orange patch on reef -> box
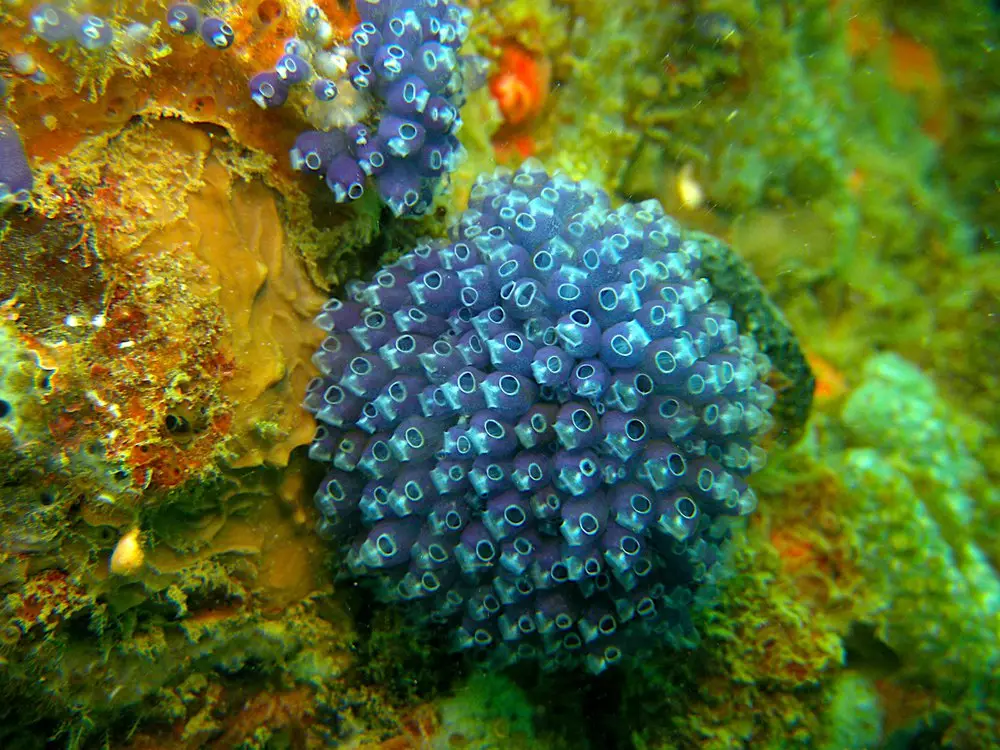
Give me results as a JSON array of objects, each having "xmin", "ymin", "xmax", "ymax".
[
  {"xmin": 489, "ymin": 41, "xmax": 550, "ymax": 159},
  {"xmin": 204, "ymin": 687, "xmax": 316, "ymax": 749},
  {"xmin": 874, "ymin": 678, "xmax": 938, "ymax": 737},
  {"xmin": 844, "ymin": 12, "xmax": 950, "ymax": 142},
  {"xmin": 1, "ymin": 1, "xmax": 356, "ymax": 172},
  {"xmin": 886, "ymin": 34, "xmax": 942, "ymax": 95},
  {"xmin": 493, "ymin": 132, "xmax": 537, "ymax": 161},
  {"xmin": 376, "ymin": 705, "xmax": 441, "ymax": 749},
  {"xmin": 770, "ymin": 529, "xmax": 816, "ymax": 574},
  {"xmin": 16, "ymin": 570, "xmax": 90, "ymax": 631},
  {"xmin": 124, "ymin": 426, "xmax": 230, "ymax": 489},
  {"xmin": 845, "ymin": 15, "xmax": 882, "ymax": 58},
  {"xmin": 846, "ymin": 168, "xmax": 866, "ymax": 195},
  {"xmin": 805, "ymin": 351, "xmax": 847, "ymax": 402},
  {"xmin": 490, "ymin": 42, "xmax": 549, "ymax": 126}
]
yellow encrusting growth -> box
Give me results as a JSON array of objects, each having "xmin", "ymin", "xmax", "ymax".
[{"xmin": 109, "ymin": 528, "xmax": 144, "ymax": 575}]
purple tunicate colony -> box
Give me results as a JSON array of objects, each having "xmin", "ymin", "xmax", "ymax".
[
  {"xmin": 277, "ymin": 0, "xmax": 471, "ymax": 217},
  {"xmin": 303, "ymin": 162, "xmax": 775, "ymax": 673},
  {"xmin": 27, "ymin": 3, "xmax": 234, "ymax": 52},
  {"xmin": 0, "ymin": 116, "xmax": 33, "ymax": 205}
]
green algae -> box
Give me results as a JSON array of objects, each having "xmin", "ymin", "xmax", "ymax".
[
  {"xmin": 817, "ymin": 671, "xmax": 884, "ymax": 750},
  {"xmin": 435, "ymin": 673, "xmax": 541, "ymax": 748},
  {"xmin": 620, "ymin": 539, "xmax": 845, "ymax": 749},
  {"xmin": 691, "ymin": 231, "xmax": 815, "ymax": 443},
  {"xmin": 880, "ymin": 0, "xmax": 1000, "ymax": 246},
  {"xmin": 840, "ymin": 354, "xmax": 1000, "ymax": 688}
]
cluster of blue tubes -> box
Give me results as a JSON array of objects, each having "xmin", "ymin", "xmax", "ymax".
[
  {"xmin": 286, "ymin": 0, "xmax": 470, "ymax": 217},
  {"xmin": 164, "ymin": 3, "xmax": 235, "ymax": 49},
  {"xmin": 303, "ymin": 162, "xmax": 774, "ymax": 673},
  {"xmin": 28, "ymin": 3, "xmax": 234, "ymax": 52},
  {"xmin": 0, "ymin": 116, "xmax": 33, "ymax": 205},
  {"xmin": 29, "ymin": 3, "xmax": 115, "ymax": 50}
]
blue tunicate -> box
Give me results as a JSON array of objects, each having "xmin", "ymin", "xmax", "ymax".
[
  {"xmin": 355, "ymin": 0, "xmax": 392, "ymax": 27},
  {"xmin": 384, "ymin": 11, "xmax": 423, "ymax": 49},
  {"xmin": 283, "ymin": 38, "xmax": 308, "ymax": 56},
  {"xmin": 348, "ymin": 60, "xmax": 373, "ymax": 90},
  {"xmin": 290, "ymin": 130, "xmax": 348, "ymax": 175},
  {"xmin": 75, "ymin": 15, "xmax": 114, "ymax": 50},
  {"xmin": 290, "ymin": 0, "xmax": 471, "ymax": 216},
  {"xmin": 0, "ymin": 116, "xmax": 34, "ymax": 205},
  {"xmin": 312, "ymin": 78, "xmax": 339, "ymax": 102},
  {"xmin": 276, "ymin": 53, "xmax": 311, "ymax": 84},
  {"xmin": 416, "ymin": 135, "xmax": 455, "ymax": 177},
  {"xmin": 305, "ymin": 162, "xmax": 773, "ymax": 672},
  {"xmin": 347, "ymin": 123, "xmax": 371, "ymax": 150},
  {"xmin": 351, "ymin": 22, "xmax": 383, "ymax": 63},
  {"xmin": 248, "ymin": 71, "xmax": 289, "ymax": 109},
  {"xmin": 377, "ymin": 160, "xmax": 423, "ymax": 218},
  {"xmin": 30, "ymin": 3, "xmax": 77, "ymax": 43},
  {"xmin": 459, "ymin": 53, "xmax": 490, "ymax": 91},
  {"xmin": 414, "ymin": 42, "xmax": 458, "ymax": 94},
  {"xmin": 385, "ymin": 76, "xmax": 431, "ymax": 117},
  {"xmin": 354, "ymin": 135, "xmax": 388, "ymax": 176},
  {"xmin": 378, "ymin": 115, "xmax": 426, "ymax": 158},
  {"xmin": 325, "ymin": 154, "xmax": 366, "ymax": 203},
  {"xmin": 373, "ymin": 43, "xmax": 413, "ymax": 82},
  {"xmin": 422, "ymin": 95, "xmax": 458, "ymax": 133},
  {"xmin": 200, "ymin": 17, "xmax": 234, "ymax": 49},
  {"xmin": 166, "ymin": 3, "xmax": 200, "ymax": 35}
]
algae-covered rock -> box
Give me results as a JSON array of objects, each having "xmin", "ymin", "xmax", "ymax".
[
  {"xmin": 0, "ymin": 0, "xmax": 996, "ymax": 747},
  {"xmin": 817, "ymin": 671, "xmax": 884, "ymax": 750},
  {"xmin": 690, "ymin": 231, "xmax": 815, "ymax": 444},
  {"xmin": 840, "ymin": 355, "xmax": 1000, "ymax": 687}
]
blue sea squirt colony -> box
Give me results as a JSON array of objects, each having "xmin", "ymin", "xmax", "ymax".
[
  {"xmin": 276, "ymin": 0, "xmax": 472, "ymax": 216},
  {"xmin": 303, "ymin": 161, "xmax": 776, "ymax": 672},
  {"xmin": 7, "ymin": 0, "xmax": 472, "ymax": 217}
]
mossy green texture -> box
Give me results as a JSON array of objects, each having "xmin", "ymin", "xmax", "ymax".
[
  {"xmin": 623, "ymin": 0, "xmax": 970, "ymax": 246},
  {"xmin": 543, "ymin": 0, "xmax": 680, "ymax": 185},
  {"xmin": 0, "ymin": 320, "xmax": 52, "ymax": 452},
  {"xmin": 436, "ymin": 673, "xmax": 540, "ymax": 748},
  {"xmin": 623, "ymin": 537, "xmax": 844, "ymax": 749},
  {"xmin": 840, "ymin": 354, "xmax": 1000, "ymax": 687},
  {"xmin": 288, "ymin": 186, "xmax": 384, "ymax": 291},
  {"xmin": 613, "ymin": 0, "xmax": 976, "ymax": 383},
  {"xmin": 0, "ymin": 580, "xmax": 354, "ymax": 748},
  {"xmin": 690, "ymin": 231, "xmax": 814, "ymax": 444},
  {"xmin": 908, "ymin": 250, "xmax": 1000, "ymax": 430},
  {"xmin": 816, "ymin": 671, "xmax": 883, "ymax": 750},
  {"xmin": 881, "ymin": 0, "xmax": 1000, "ymax": 245}
]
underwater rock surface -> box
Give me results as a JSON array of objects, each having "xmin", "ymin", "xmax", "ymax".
[{"xmin": 0, "ymin": 0, "xmax": 997, "ymax": 747}]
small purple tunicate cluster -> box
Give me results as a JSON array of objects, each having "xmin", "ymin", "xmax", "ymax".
[
  {"xmin": 165, "ymin": 3, "xmax": 235, "ymax": 49},
  {"xmin": 29, "ymin": 3, "xmax": 114, "ymax": 50},
  {"xmin": 0, "ymin": 116, "xmax": 33, "ymax": 205},
  {"xmin": 285, "ymin": 0, "xmax": 470, "ymax": 217},
  {"xmin": 303, "ymin": 162, "xmax": 774, "ymax": 673},
  {"xmin": 28, "ymin": 3, "xmax": 234, "ymax": 52}
]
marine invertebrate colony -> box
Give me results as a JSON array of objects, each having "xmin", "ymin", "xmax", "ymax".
[
  {"xmin": 286, "ymin": 0, "xmax": 472, "ymax": 216},
  {"xmin": 0, "ymin": 116, "xmax": 33, "ymax": 205},
  {"xmin": 304, "ymin": 161, "xmax": 775, "ymax": 672}
]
